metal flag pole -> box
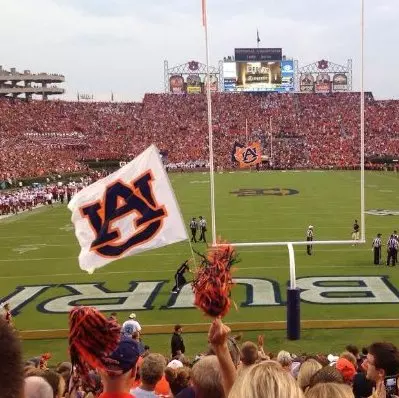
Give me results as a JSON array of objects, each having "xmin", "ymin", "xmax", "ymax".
[
  {"xmin": 360, "ymin": 0, "xmax": 366, "ymax": 242},
  {"xmin": 203, "ymin": 0, "xmax": 217, "ymax": 246}
]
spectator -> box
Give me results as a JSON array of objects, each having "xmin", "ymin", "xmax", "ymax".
[
  {"xmin": 171, "ymin": 324, "xmax": 185, "ymax": 358},
  {"xmin": 24, "ymin": 376, "xmax": 53, "ymax": 398},
  {"xmin": 229, "ymin": 361, "xmax": 304, "ymax": 398},
  {"xmin": 165, "ymin": 366, "xmax": 191, "ymax": 397},
  {"xmin": 305, "ymin": 382, "xmax": 354, "ymax": 398},
  {"xmin": 297, "ymin": 358, "xmax": 323, "ymax": 391},
  {"xmin": 0, "ymin": 316, "xmax": 24, "ymax": 398},
  {"xmin": 131, "ymin": 353, "xmax": 167, "ymax": 398},
  {"xmin": 365, "ymin": 342, "xmax": 399, "ymax": 396},
  {"xmin": 277, "ymin": 350, "xmax": 293, "ymax": 372},
  {"xmin": 238, "ymin": 341, "xmax": 259, "ymax": 374},
  {"xmin": 98, "ymin": 337, "xmax": 141, "ymax": 398},
  {"xmin": 336, "ymin": 357, "xmax": 357, "ymax": 384},
  {"xmin": 309, "ymin": 366, "xmax": 345, "ymax": 387}
]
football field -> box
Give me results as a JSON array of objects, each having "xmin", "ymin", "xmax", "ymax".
[{"xmin": 1, "ymin": 170, "xmax": 399, "ymax": 362}]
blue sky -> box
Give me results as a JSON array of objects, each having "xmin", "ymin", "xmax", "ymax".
[{"xmin": 0, "ymin": 0, "xmax": 397, "ymax": 101}]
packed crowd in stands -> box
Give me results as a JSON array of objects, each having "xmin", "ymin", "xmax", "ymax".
[
  {"xmin": 1, "ymin": 92, "xmax": 398, "ymax": 181},
  {"xmin": 2, "ymin": 306, "xmax": 399, "ymax": 398}
]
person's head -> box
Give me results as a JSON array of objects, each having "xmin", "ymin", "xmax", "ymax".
[
  {"xmin": 297, "ymin": 359, "xmax": 323, "ymax": 391},
  {"xmin": 191, "ymin": 355, "xmax": 224, "ymax": 398},
  {"xmin": 69, "ymin": 306, "xmax": 140, "ymax": 394},
  {"xmin": 37, "ymin": 370, "xmax": 66, "ymax": 398},
  {"xmin": 164, "ymin": 366, "xmax": 191, "ymax": 396},
  {"xmin": 229, "ymin": 360, "xmax": 304, "ymax": 398},
  {"xmin": 24, "ymin": 376, "xmax": 53, "ymax": 398},
  {"xmin": 309, "ymin": 366, "xmax": 344, "ymax": 388},
  {"xmin": 0, "ymin": 316, "xmax": 24, "ymax": 398},
  {"xmin": 129, "ymin": 313, "xmax": 136, "ymax": 320},
  {"xmin": 174, "ymin": 324, "xmax": 182, "ymax": 334},
  {"xmin": 355, "ymin": 219, "xmax": 358, "ymax": 223},
  {"xmin": 140, "ymin": 353, "xmax": 166, "ymax": 389},
  {"xmin": 199, "ymin": 216, "xmax": 203, "ymax": 219},
  {"xmin": 305, "ymin": 382, "xmax": 354, "ymax": 398},
  {"xmin": 192, "ymin": 217, "xmax": 196, "ymax": 221},
  {"xmin": 109, "ymin": 312, "xmax": 117, "ymax": 320},
  {"xmin": 345, "ymin": 345, "xmax": 360, "ymax": 359},
  {"xmin": 207, "ymin": 336, "xmax": 241, "ymax": 368},
  {"xmin": 336, "ymin": 358, "xmax": 356, "ymax": 384},
  {"xmin": 366, "ymin": 342, "xmax": 399, "ymax": 382},
  {"xmin": 3, "ymin": 302, "xmax": 10, "ymax": 311},
  {"xmin": 377, "ymin": 233, "xmax": 382, "ymax": 237},
  {"xmin": 340, "ymin": 351, "xmax": 357, "ymax": 367},
  {"xmin": 240, "ymin": 341, "xmax": 259, "ymax": 366},
  {"xmin": 394, "ymin": 230, "xmax": 397, "ymax": 234},
  {"xmin": 277, "ymin": 351, "xmax": 292, "ymax": 370},
  {"xmin": 56, "ymin": 361, "xmax": 72, "ymax": 387}
]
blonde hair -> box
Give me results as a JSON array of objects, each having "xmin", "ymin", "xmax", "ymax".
[
  {"xmin": 340, "ymin": 351, "xmax": 357, "ymax": 367},
  {"xmin": 277, "ymin": 351, "xmax": 292, "ymax": 368},
  {"xmin": 297, "ymin": 359, "xmax": 323, "ymax": 390},
  {"xmin": 229, "ymin": 361, "xmax": 304, "ymax": 398},
  {"xmin": 192, "ymin": 356, "xmax": 224, "ymax": 398},
  {"xmin": 305, "ymin": 382, "xmax": 354, "ymax": 398}
]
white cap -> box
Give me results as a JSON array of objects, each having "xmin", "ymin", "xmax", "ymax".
[
  {"xmin": 308, "ymin": 225, "xmax": 313, "ymax": 229},
  {"xmin": 129, "ymin": 313, "xmax": 136, "ymax": 319},
  {"xmin": 327, "ymin": 354, "xmax": 339, "ymax": 364},
  {"xmin": 167, "ymin": 359, "xmax": 183, "ymax": 369}
]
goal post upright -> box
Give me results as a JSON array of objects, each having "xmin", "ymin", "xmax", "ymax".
[{"xmin": 203, "ymin": 0, "xmax": 366, "ymax": 340}]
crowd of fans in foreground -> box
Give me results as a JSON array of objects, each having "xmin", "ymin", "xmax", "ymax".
[
  {"xmin": 3, "ymin": 308, "xmax": 399, "ymax": 398},
  {"xmin": 1, "ymin": 92, "xmax": 399, "ymax": 180}
]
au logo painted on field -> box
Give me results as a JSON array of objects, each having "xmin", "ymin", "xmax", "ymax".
[
  {"xmin": 80, "ymin": 171, "xmax": 167, "ymax": 258},
  {"xmin": 230, "ymin": 188, "xmax": 299, "ymax": 197}
]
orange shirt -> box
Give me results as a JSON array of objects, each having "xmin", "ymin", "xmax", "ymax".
[
  {"xmin": 155, "ymin": 375, "xmax": 171, "ymax": 396},
  {"xmin": 99, "ymin": 393, "xmax": 135, "ymax": 398}
]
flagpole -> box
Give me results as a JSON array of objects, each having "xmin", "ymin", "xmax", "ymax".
[
  {"xmin": 245, "ymin": 118, "xmax": 249, "ymax": 144},
  {"xmin": 203, "ymin": 0, "xmax": 217, "ymax": 246},
  {"xmin": 270, "ymin": 116, "xmax": 273, "ymax": 164},
  {"xmin": 360, "ymin": 0, "xmax": 365, "ymax": 242}
]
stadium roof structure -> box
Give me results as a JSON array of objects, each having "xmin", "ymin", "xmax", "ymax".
[
  {"xmin": 296, "ymin": 58, "xmax": 353, "ymax": 91},
  {"xmin": 0, "ymin": 65, "xmax": 65, "ymax": 100},
  {"xmin": 164, "ymin": 59, "xmax": 223, "ymax": 92}
]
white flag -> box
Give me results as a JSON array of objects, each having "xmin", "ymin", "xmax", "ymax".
[{"xmin": 68, "ymin": 145, "xmax": 188, "ymax": 273}]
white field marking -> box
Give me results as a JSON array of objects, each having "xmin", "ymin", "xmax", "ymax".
[
  {"xmin": 59, "ymin": 224, "xmax": 74, "ymax": 232},
  {"xmin": 0, "ymin": 247, "xmax": 372, "ymax": 262},
  {"xmin": 13, "ymin": 244, "xmax": 47, "ymax": 254},
  {"xmin": 379, "ymin": 189, "xmax": 393, "ymax": 193},
  {"xmin": 189, "ymin": 180, "xmax": 210, "ymax": 184},
  {"xmin": 0, "ymin": 224, "xmax": 357, "ymax": 239},
  {"xmin": 0, "ymin": 264, "xmax": 379, "ymax": 280}
]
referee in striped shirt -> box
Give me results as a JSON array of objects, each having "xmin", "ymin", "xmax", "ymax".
[
  {"xmin": 393, "ymin": 230, "xmax": 399, "ymax": 263},
  {"xmin": 372, "ymin": 233, "xmax": 382, "ymax": 265},
  {"xmin": 387, "ymin": 234, "xmax": 399, "ymax": 267},
  {"xmin": 306, "ymin": 225, "xmax": 314, "ymax": 256}
]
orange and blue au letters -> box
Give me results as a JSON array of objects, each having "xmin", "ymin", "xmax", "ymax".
[{"xmin": 79, "ymin": 170, "xmax": 167, "ymax": 258}]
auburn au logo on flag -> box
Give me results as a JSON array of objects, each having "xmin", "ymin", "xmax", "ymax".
[
  {"xmin": 233, "ymin": 142, "xmax": 262, "ymax": 168},
  {"xmin": 68, "ymin": 145, "xmax": 187, "ymax": 273}
]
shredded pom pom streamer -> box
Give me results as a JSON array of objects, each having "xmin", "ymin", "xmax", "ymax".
[
  {"xmin": 192, "ymin": 241, "xmax": 238, "ymax": 318},
  {"xmin": 68, "ymin": 306, "xmax": 121, "ymax": 390}
]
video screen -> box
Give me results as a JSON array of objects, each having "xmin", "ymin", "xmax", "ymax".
[{"xmin": 223, "ymin": 60, "xmax": 294, "ymax": 92}]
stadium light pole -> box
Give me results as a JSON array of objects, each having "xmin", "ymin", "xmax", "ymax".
[
  {"xmin": 360, "ymin": 0, "xmax": 366, "ymax": 242},
  {"xmin": 203, "ymin": 0, "xmax": 217, "ymax": 246}
]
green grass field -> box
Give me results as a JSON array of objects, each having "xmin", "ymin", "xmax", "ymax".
[{"xmin": 1, "ymin": 170, "xmax": 399, "ymax": 365}]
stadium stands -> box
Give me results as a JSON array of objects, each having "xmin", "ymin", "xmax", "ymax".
[
  {"xmin": 8, "ymin": 309, "xmax": 398, "ymax": 397},
  {"xmin": 1, "ymin": 92, "xmax": 399, "ymax": 180}
]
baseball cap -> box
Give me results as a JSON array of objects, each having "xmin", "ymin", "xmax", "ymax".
[
  {"xmin": 167, "ymin": 359, "xmax": 184, "ymax": 369},
  {"xmin": 108, "ymin": 336, "xmax": 140, "ymax": 374},
  {"xmin": 129, "ymin": 313, "xmax": 136, "ymax": 319},
  {"xmin": 308, "ymin": 225, "xmax": 313, "ymax": 229}
]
